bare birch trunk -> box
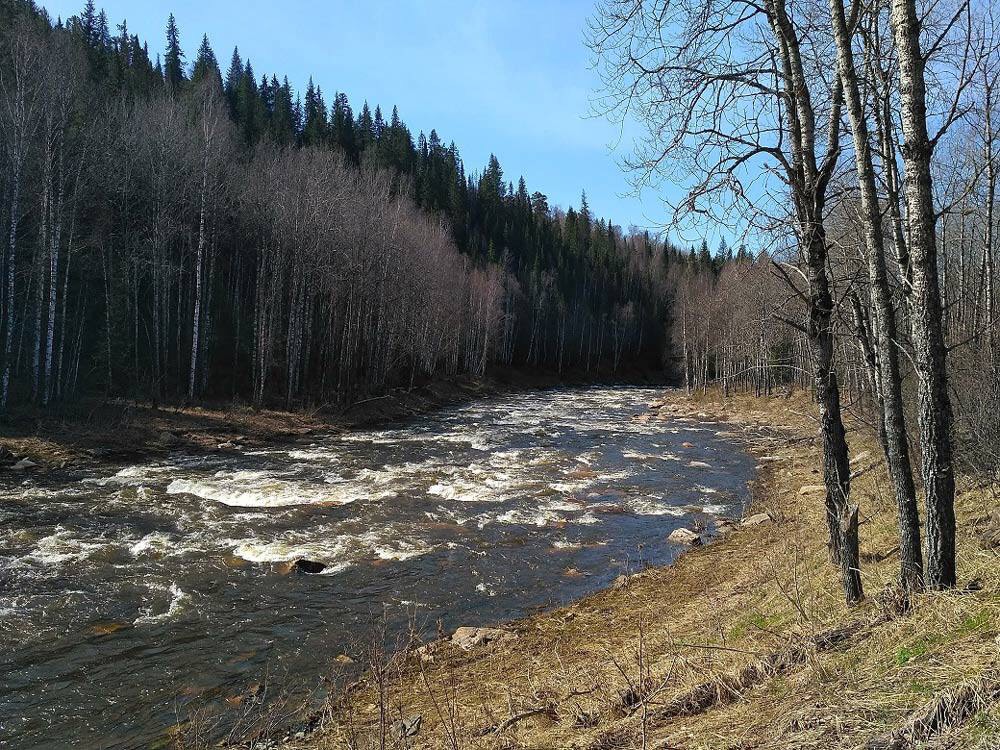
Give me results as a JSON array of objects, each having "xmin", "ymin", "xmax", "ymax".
[
  {"xmin": 830, "ymin": 0, "xmax": 923, "ymax": 591},
  {"xmin": 889, "ymin": 0, "xmax": 957, "ymax": 589}
]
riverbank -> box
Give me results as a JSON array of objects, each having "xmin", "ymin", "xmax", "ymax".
[
  {"xmin": 1, "ymin": 370, "xmax": 660, "ymax": 473},
  {"xmin": 292, "ymin": 390, "xmax": 1000, "ymax": 750}
]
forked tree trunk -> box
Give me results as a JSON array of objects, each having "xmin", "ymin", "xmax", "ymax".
[{"xmin": 767, "ymin": 0, "xmax": 864, "ymax": 604}]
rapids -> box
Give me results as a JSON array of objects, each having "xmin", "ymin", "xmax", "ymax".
[{"xmin": 0, "ymin": 386, "xmax": 755, "ymax": 748}]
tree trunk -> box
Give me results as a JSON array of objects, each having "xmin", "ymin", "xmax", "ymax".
[
  {"xmin": 888, "ymin": 0, "xmax": 957, "ymax": 589},
  {"xmin": 830, "ymin": 0, "xmax": 923, "ymax": 591}
]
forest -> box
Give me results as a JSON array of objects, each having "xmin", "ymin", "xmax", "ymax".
[{"xmin": 0, "ymin": 0, "xmax": 696, "ymax": 412}]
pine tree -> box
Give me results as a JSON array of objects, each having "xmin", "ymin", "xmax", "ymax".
[
  {"xmin": 718, "ymin": 236, "xmax": 730, "ymax": 262},
  {"xmin": 332, "ymin": 92, "xmax": 356, "ymax": 160},
  {"xmin": 269, "ymin": 75, "xmax": 296, "ymax": 145},
  {"xmin": 234, "ymin": 59, "xmax": 263, "ymax": 144},
  {"xmin": 302, "ymin": 77, "xmax": 328, "ymax": 146},
  {"xmin": 80, "ymin": 0, "xmax": 97, "ymax": 46},
  {"xmin": 357, "ymin": 101, "xmax": 374, "ymax": 152},
  {"xmin": 95, "ymin": 9, "xmax": 110, "ymax": 48}
]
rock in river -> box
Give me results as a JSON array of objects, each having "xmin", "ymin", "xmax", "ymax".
[
  {"xmin": 293, "ymin": 559, "xmax": 327, "ymax": 574},
  {"xmin": 667, "ymin": 527, "xmax": 702, "ymax": 546}
]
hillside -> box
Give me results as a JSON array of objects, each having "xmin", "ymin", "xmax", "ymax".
[{"xmin": 0, "ymin": 0, "xmax": 680, "ymax": 413}]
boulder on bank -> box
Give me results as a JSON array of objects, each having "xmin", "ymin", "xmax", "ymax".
[
  {"xmin": 394, "ymin": 714, "xmax": 422, "ymax": 739},
  {"xmin": 741, "ymin": 512, "xmax": 772, "ymax": 527},
  {"xmin": 668, "ymin": 527, "xmax": 702, "ymax": 546},
  {"xmin": 715, "ymin": 517, "xmax": 739, "ymax": 535},
  {"xmin": 450, "ymin": 626, "xmax": 516, "ymax": 651},
  {"xmin": 158, "ymin": 431, "xmax": 180, "ymax": 446},
  {"xmin": 798, "ymin": 484, "xmax": 825, "ymax": 496}
]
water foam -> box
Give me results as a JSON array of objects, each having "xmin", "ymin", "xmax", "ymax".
[
  {"xmin": 166, "ymin": 470, "xmax": 354, "ymax": 507},
  {"xmin": 134, "ymin": 583, "xmax": 189, "ymax": 625}
]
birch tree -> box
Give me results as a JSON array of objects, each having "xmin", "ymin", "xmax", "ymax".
[
  {"xmin": 828, "ymin": 0, "xmax": 923, "ymax": 591},
  {"xmin": 590, "ymin": 0, "xmax": 864, "ymax": 603},
  {"xmin": 887, "ymin": 0, "xmax": 964, "ymax": 589}
]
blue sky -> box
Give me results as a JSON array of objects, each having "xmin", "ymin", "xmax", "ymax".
[{"xmin": 40, "ymin": 0, "xmax": 714, "ymax": 241}]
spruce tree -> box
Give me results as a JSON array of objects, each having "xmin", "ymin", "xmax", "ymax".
[
  {"xmin": 80, "ymin": 0, "xmax": 97, "ymax": 46},
  {"xmin": 224, "ymin": 47, "xmax": 243, "ymax": 114},
  {"xmin": 192, "ymin": 34, "xmax": 221, "ymax": 88},
  {"xmin": 163, "ymin": 13, "xmax": 185, "ymax": 90}
]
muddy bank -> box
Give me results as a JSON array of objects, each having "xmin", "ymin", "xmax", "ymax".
[{"xmin": 0, "ymin": 369, "xmax": 665, "ymax": 474}]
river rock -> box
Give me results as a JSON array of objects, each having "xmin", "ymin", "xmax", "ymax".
[
  {"xmin": 394, "ymin": 714, "xmax": 422, "ymax": 739},
  {"xmin": 222, "ymin": 553, "xmax": 251, "ymax": 569},
  {"xmin": 613, "ymin": 573, "xmax": 632, "ymax": 589},
  {"xmin": 798, "ymin": 484, "xmax": 825, "ymax": 495},
  {"xmin": 293, "ymin": 559, "xmax": 327, "ymax": 574},
  {"xmin": 415, "ymin": 641, "xmax": 444, "ymax": 663},
  {"xmin": 715, "ymin": 518, "xmax": 738, "ymax": 536},
  {"xmin": 450, "ymin": 626, "xmax": 516, "ymax": 650},
  {"xmin": 741, "ymin": 512, "xmax": 771, "ymax": 527},
  {"xmin": 12, "ymin": 457, "xmax": 38, "ymax": 471},
  {"xmin": 667, "ymin": 527, "xmax": 702, "ymax": 545},
  {"xmin": 687, "ymin": 460, "xmax": 711, "ymax": 468}
]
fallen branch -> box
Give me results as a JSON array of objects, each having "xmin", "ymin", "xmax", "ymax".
[{"xmin": 475, "ymin": 704, "xmax": 556, "ymax": 736}]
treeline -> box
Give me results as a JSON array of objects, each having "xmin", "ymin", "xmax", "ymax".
[
  {"xmin": 592, "ymin": 0, "xmax": 1000, "ymax": 605},
  {"xmin": 0, "ymin": 0, "xmax": 671, "ymax": 410}
]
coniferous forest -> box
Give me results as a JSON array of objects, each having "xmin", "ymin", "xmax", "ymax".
[{"xmin": 0, "ymin": 0, "xmax": 688, "ymax": 411}]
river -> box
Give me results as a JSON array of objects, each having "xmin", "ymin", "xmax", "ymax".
[{"xmin": 0, "ymin": 386, "xmax": 755, "ymax": 749}]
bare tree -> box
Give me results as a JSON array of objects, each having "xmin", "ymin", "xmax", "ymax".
[
  {"xmin": 0, "ymin": 15, "xmax": 43, "ymax": 409},
  {"xmin": 589, "ymin": 0, "xmax": 863, "ymax": 603},
  {"xmin": 887, "ymin": 0, "xmax": 965, "ymax": 589},
  {"xmin": 828, "ymin": 0, "xmax": 924, "ymax": 591}
]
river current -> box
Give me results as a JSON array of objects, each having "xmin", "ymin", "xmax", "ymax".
[{"xmin": 0, "ymin": 386, "xmax": 755, "ymax": 748}]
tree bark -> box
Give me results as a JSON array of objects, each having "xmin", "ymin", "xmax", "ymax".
[
  {"xmin": 830, "ymin": 0, "xmax": 923, "ymax": 591},
  {"xmin": 888, "ymin": 0, "xmax": 957, "ymax": 589}
]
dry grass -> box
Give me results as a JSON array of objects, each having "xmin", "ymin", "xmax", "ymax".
[{"xmin": 293, "ymin": 390, "xmax": 1000, "ymax": 750}]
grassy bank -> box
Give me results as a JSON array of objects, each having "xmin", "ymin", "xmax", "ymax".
[{"xmin": 295, "ymin": 390, "xmax": 1000, "ymax": 750}]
